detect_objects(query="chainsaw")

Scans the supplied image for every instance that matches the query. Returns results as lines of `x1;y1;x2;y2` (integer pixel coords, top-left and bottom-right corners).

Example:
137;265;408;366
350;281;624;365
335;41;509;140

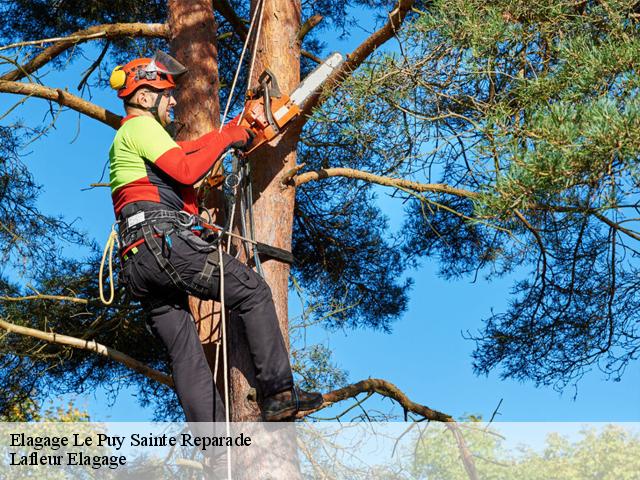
239;52;344;153
205;52;343;188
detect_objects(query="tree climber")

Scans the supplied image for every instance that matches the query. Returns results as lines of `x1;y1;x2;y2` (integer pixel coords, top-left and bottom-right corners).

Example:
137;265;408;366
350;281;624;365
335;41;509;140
108;51;322;422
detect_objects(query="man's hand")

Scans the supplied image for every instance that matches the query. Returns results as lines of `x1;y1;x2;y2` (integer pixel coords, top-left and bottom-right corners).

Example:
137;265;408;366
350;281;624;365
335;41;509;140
223;123;257;151
235;128;256;151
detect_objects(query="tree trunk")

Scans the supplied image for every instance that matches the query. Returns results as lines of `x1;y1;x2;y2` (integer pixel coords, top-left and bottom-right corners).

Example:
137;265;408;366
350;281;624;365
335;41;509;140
167;0;224;376
229;0;302;423
230;1;303;478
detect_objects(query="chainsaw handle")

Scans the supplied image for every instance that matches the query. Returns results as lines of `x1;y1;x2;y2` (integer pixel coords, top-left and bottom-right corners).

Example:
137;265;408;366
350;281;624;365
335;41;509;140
256;69;282;98
261;78;280;135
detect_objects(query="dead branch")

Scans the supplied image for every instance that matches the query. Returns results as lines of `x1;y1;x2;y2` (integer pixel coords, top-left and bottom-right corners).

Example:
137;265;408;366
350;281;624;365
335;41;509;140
0;80;121;129
77;40;111;91
308;378;452;422
1;23;169;82
285;167;477;199
0;318;173;387
446;424;480;480
301;378;479;480
300;0;418;117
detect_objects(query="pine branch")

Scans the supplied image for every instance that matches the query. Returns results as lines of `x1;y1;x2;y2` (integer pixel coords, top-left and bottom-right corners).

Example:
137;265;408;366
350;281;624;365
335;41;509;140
284;166;477;199
1;23;169;82
0;79;121;128
300;0;419;117
298;15;324;42
308;378;452;421
0;318;173;387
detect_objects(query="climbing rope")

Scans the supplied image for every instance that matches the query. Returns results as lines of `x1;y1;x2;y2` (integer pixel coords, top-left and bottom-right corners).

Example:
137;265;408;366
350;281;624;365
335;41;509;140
99;224;119;305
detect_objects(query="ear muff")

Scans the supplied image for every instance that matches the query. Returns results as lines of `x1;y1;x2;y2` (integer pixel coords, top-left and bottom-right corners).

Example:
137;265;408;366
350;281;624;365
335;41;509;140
109;66;127;90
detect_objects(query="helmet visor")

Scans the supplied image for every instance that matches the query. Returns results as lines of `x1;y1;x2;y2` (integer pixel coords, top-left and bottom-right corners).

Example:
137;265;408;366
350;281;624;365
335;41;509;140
146;50;188;76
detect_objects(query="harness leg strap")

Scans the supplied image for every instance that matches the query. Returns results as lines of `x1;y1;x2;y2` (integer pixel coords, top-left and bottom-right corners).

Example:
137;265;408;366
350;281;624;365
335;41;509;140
192;249;220;295
141;224;189;290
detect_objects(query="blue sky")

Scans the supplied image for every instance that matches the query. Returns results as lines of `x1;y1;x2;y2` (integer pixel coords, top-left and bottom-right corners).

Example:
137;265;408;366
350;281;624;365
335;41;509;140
2;15;639;423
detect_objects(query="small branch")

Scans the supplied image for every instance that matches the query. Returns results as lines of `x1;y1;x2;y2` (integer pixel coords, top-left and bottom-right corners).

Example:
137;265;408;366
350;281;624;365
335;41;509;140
1;294;88;304
1;23;169;82
289;167;477;199
0;32;107;51
213;0;248;38
486;398;503;427
0;318;173;387
592;211;640;242
300;0;418;118
280;162;307;187
446;424;480;480
0;80;121;129
77;41;110;91
302;50;323;64
298;15;324;42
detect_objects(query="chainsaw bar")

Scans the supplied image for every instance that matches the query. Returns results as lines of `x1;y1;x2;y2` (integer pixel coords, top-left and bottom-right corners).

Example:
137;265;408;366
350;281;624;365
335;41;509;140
288;52;344;108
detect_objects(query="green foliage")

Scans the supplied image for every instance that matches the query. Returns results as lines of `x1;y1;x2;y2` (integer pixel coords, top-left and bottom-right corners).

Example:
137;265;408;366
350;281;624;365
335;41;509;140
313;0;640;388
0;125;87;272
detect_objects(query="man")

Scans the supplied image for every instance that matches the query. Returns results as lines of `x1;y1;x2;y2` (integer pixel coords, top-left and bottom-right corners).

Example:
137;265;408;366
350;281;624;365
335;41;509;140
108;51;322;423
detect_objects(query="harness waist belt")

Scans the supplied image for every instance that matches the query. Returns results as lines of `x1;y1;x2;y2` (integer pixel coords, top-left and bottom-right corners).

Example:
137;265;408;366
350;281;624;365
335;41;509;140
118;209;197;247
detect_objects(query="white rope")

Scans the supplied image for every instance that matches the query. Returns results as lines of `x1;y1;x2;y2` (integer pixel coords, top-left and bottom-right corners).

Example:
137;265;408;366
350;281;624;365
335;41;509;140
237;0;267;123
217;241;232;480
215;5;268;479
219;0;266;129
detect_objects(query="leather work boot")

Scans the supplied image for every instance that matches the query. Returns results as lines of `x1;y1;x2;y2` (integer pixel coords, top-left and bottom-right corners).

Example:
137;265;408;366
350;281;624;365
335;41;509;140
262;386;324;421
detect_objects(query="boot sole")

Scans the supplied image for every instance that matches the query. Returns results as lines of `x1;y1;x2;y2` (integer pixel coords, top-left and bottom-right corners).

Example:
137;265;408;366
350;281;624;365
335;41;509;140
263;405;297;421
263;397;324;421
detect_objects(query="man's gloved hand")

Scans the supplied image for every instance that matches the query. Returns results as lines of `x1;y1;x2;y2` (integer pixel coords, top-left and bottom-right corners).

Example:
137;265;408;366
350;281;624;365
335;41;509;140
237;127;256;151
225;115;256;151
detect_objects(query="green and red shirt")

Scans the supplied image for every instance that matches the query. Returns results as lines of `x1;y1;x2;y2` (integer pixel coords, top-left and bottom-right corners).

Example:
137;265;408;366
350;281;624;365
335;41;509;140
109;115;247;217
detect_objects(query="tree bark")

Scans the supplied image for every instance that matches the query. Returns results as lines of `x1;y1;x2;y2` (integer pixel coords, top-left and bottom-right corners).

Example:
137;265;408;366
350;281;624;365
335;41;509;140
168;1;302;476
167;0;226;407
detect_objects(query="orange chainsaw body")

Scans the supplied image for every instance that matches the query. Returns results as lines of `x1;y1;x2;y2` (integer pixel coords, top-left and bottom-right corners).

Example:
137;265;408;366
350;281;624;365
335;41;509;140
239;94;301;153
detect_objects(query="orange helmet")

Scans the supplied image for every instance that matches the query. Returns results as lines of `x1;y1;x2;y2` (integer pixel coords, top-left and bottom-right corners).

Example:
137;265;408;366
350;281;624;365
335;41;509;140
110;51;187;98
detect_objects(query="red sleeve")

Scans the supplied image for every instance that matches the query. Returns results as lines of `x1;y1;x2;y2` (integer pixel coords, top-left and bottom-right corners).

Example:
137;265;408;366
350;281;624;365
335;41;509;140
176;131;217;154
154;125;250;185
176;120;245;154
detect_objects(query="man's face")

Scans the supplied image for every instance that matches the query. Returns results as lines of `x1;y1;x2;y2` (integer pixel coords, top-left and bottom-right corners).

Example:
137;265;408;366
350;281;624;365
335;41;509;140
155;90;176;127
135;88;176;126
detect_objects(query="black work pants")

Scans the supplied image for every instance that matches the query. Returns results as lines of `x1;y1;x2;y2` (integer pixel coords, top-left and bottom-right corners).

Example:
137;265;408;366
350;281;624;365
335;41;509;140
122;227;294;422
